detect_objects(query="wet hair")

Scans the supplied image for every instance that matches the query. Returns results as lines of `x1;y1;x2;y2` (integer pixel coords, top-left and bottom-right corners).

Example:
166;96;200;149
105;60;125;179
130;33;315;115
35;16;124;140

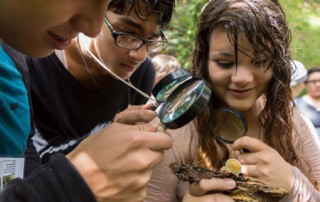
108;0;175;27
192;0;296;168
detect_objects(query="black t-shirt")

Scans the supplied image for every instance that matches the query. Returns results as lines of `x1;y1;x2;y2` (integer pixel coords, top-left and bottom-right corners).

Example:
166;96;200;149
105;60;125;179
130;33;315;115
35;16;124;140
27;53;155;157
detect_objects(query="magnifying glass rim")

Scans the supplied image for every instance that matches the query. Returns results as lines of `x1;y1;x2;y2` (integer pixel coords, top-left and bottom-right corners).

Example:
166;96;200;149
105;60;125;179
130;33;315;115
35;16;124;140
210;107;248;144
158;77;211;129
152;69;192;103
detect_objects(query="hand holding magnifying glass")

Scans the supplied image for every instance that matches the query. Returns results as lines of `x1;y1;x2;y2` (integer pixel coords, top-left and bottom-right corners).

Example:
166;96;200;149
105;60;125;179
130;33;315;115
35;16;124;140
86;47;212;132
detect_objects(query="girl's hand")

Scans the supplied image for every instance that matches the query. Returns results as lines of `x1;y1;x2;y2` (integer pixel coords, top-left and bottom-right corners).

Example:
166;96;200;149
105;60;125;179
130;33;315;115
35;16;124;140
183;178;235;202
233;136;293;190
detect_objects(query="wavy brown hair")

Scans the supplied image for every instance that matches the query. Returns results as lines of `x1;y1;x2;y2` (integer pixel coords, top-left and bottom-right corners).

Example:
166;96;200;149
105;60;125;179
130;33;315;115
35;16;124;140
191;0;297;169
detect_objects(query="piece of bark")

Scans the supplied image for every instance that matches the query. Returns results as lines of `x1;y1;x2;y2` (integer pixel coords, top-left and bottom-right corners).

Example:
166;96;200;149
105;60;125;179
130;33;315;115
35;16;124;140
170;162;290;202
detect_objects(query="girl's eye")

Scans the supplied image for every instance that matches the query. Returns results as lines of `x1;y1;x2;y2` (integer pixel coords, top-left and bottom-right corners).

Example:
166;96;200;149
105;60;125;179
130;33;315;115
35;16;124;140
216;61;234;68
252;58;270;67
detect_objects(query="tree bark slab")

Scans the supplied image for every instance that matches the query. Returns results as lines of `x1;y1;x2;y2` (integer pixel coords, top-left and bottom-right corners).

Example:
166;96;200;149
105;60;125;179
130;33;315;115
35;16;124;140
170;162;290;202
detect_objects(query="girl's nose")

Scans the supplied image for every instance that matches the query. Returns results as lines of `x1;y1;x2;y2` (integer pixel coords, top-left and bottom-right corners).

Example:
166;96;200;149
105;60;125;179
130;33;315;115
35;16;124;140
231;66;254;85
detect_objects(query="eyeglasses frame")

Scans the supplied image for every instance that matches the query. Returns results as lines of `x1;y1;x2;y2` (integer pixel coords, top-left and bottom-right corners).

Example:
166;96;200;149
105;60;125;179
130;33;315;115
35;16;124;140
104;16;168;53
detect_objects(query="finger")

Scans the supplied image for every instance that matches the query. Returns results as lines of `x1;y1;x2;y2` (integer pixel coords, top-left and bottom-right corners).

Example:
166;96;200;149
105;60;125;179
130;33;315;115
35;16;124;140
184;191;235;202
125;104;147;111
114;109;157;124
189;178;236;196
241;164;260;178
233;136;266;153
236;150;259;165
147;130;173;151
131;149;166;169
131;123;173;151
142;101;154;110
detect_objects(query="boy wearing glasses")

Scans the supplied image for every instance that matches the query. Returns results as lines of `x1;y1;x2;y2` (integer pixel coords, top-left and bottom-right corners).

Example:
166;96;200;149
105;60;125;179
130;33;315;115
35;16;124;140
1;0;175;201
295;67;320;137
26;0;174;159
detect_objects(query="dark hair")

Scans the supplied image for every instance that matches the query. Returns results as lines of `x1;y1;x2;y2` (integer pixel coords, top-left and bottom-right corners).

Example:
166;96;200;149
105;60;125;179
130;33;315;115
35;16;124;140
192;0;296;168
108;0;175;27
307;67;320;78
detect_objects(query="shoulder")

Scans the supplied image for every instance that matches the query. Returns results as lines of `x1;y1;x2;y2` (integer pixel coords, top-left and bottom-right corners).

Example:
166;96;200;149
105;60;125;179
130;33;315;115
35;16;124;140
291;107;320;148
0;41;28;76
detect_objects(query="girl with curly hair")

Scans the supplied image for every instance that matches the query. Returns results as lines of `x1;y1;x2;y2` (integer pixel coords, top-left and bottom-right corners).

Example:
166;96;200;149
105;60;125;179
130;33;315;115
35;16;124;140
146;0;320;201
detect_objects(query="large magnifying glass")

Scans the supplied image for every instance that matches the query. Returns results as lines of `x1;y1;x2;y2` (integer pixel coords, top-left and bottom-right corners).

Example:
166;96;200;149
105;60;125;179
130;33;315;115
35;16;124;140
209;107;248;144
155;76;211;130
85;48;211;131
152;69;192;103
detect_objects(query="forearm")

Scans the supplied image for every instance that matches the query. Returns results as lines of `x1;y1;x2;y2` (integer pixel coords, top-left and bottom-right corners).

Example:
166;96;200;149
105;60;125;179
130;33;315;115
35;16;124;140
281;166;320;201
33;122;109;161
0;153;96;202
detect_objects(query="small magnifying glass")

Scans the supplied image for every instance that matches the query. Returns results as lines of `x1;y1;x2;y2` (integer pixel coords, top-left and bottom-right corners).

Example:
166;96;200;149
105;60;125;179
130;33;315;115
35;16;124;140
210;107;250;168
209;107;248;144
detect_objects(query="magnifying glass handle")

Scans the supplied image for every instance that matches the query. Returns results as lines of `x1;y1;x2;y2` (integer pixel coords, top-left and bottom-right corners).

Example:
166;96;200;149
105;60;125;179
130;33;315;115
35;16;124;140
157;123;167;132
240;148;250;153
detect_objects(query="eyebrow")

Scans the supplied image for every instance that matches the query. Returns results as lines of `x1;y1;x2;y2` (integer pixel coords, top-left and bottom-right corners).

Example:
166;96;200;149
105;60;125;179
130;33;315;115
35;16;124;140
118;16;143;30
210;51;234;58
117;16;161;37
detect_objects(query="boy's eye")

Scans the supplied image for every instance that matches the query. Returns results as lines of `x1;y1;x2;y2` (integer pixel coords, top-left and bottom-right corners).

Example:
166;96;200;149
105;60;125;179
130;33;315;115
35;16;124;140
216;61;234;68
118;29;134;35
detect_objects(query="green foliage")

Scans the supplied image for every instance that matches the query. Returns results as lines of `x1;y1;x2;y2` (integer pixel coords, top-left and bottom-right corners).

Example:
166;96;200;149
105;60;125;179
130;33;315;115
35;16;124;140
163;0;320;70
282;0;320;68
163;0;208;69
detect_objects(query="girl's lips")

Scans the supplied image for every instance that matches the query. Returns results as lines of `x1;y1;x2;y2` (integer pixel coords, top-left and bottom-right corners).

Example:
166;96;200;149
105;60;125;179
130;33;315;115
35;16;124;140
48;31;73;50
229;88;253;98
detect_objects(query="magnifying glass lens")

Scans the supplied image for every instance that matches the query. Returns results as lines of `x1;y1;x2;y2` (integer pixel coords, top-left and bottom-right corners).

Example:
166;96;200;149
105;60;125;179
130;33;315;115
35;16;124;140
162;80;203;123
156;77;190;102
211;108;247;144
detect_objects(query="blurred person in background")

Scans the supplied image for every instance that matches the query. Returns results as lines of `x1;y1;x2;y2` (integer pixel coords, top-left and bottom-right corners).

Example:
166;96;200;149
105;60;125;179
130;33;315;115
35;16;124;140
295;67;320;137
152;53;182;85
290;59;307;98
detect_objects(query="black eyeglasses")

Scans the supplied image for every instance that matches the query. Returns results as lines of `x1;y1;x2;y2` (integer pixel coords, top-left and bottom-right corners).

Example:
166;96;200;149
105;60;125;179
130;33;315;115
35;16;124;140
104;17;168;53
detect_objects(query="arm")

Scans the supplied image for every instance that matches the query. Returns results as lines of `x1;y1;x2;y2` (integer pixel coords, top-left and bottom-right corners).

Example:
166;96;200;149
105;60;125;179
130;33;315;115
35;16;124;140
233;109;320;201
281;167;320;201
3;107;172;202
0;153;96;202
281;110;320;201
32;124;106;161
67;121;173;202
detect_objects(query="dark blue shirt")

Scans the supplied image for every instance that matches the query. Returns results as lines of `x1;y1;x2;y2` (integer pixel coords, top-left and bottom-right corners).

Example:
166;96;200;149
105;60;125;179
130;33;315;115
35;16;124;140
294;96;320;137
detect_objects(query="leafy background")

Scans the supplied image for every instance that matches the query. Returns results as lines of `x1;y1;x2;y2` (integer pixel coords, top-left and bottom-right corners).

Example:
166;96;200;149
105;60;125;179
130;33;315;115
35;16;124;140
160;0;320;70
